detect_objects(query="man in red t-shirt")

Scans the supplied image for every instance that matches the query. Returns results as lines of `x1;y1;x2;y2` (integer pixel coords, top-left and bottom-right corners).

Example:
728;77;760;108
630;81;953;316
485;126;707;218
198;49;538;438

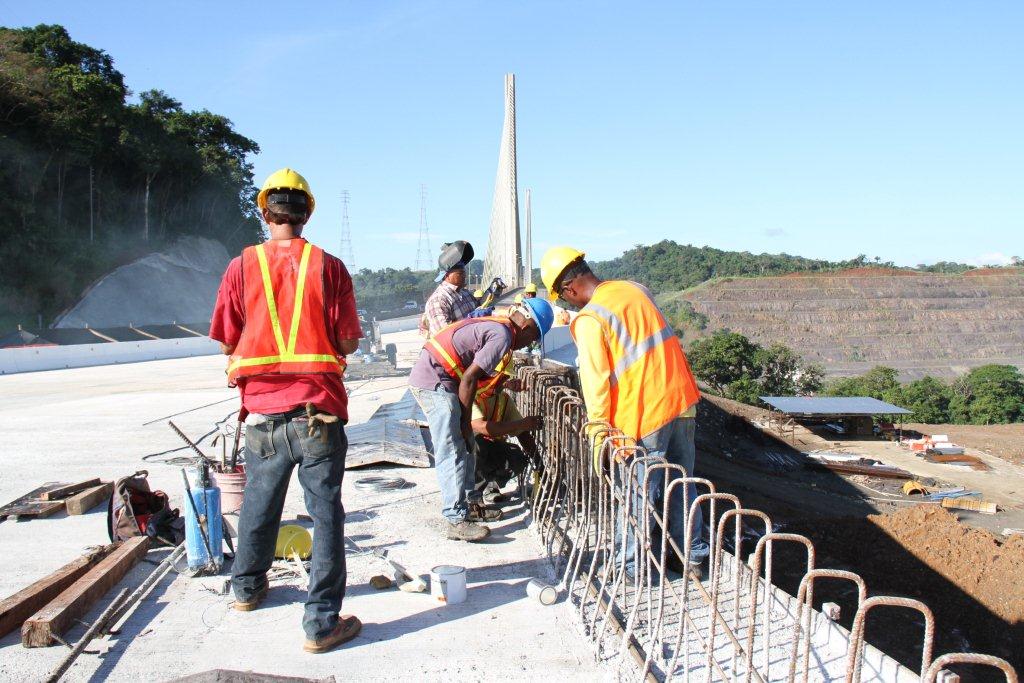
210;168;363;654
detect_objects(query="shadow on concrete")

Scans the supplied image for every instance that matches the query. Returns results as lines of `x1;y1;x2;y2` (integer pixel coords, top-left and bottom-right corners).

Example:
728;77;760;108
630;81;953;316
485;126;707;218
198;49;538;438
85;547;178;683
356;556;548;645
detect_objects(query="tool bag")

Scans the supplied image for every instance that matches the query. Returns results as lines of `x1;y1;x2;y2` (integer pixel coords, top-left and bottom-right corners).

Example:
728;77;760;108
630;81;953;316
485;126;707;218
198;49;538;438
107;470;184;546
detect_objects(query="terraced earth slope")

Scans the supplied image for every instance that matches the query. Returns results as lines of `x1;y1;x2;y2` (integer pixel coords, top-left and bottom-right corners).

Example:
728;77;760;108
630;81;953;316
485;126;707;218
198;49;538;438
676;268;1024;379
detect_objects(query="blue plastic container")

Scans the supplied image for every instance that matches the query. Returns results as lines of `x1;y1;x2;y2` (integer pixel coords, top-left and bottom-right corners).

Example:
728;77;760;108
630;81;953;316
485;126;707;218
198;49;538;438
183;468;223;571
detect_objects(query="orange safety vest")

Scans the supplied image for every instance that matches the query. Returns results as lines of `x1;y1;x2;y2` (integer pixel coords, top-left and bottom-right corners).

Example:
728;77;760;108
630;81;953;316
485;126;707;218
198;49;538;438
227;240;346;385
570;280;700;440
424;317;515;401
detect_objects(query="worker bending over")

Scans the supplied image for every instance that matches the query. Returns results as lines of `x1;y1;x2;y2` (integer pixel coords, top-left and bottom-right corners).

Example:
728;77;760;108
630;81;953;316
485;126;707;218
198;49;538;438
541;246;709;579
210;168;362;653
420;240;477;338
409;298;554;540
471;384;541;504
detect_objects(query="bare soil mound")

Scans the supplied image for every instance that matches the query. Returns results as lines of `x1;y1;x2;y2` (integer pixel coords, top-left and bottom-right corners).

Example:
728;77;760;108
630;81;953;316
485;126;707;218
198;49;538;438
769;506;1024;677
53;236;230;328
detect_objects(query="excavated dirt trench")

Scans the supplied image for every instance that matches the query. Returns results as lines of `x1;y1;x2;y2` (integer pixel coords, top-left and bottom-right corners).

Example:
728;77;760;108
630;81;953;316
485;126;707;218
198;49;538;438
692;397;1024;679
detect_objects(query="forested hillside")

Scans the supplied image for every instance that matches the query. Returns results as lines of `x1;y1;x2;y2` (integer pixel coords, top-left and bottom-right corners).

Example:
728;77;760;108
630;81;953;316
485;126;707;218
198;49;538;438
0;24;261;328
593;240;886;293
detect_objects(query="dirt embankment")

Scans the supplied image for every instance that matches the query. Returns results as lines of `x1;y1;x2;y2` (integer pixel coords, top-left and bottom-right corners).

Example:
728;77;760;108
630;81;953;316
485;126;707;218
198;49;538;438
904;422;1024;466
753;502;1024;677
695;395;1024;677
680;270;1024;381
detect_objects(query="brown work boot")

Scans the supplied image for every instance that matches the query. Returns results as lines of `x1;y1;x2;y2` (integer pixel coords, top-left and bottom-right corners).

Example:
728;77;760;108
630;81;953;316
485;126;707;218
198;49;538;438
667;555;709;582
232;584;268;612
445;520;491;541
467;503;503;522
303;615;362;653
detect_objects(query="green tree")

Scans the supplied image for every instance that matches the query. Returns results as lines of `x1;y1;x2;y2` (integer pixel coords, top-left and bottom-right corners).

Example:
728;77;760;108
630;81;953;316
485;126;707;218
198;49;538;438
950;365;1024;424
896;376;952;423
825;366;900;402
661;299;708;336
688;331;760;393
754;343;802;396
0;24;262;329
726;376;762;404
688;330;820;405
796;363;825;395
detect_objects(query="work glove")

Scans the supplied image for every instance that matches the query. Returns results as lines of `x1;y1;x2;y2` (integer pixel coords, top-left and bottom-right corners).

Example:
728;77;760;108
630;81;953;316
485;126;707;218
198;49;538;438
305;403;339;443
467;307;494;318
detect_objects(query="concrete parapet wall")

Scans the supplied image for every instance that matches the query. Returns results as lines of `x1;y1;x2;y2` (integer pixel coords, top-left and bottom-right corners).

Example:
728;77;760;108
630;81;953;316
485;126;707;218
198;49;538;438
375;314;421;335
0;336;219;374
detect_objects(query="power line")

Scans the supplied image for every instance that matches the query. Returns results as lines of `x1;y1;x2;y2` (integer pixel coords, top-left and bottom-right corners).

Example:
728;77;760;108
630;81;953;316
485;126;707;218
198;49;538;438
415;183;431;271
340;190;355;270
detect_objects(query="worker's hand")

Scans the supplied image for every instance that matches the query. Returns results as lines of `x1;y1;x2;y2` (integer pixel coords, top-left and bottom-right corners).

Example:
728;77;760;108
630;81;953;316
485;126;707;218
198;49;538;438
467;307;494;318
503;378;523;392
521;416;543;431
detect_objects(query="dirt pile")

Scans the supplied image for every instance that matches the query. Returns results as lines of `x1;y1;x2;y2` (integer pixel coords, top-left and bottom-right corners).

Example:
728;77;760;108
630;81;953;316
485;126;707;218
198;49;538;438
777;506;1024;676
53;236;230;329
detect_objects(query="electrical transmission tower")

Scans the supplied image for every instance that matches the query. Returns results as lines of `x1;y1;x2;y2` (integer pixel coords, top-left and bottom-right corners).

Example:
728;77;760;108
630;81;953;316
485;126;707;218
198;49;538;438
414;184;431;271
339;190;355;270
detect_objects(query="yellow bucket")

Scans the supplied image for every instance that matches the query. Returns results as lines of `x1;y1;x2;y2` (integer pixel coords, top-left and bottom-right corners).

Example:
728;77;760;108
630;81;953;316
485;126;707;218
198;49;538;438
275;524;312;560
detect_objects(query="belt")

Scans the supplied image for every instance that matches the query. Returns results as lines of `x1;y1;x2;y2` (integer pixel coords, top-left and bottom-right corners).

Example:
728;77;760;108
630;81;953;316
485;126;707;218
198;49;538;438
262;406;308;421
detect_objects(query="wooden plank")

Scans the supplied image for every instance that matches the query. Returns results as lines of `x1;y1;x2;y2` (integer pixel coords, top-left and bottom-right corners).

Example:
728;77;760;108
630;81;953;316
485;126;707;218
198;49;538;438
942;497;998;515
21;536;150;647
64;482;113;516
41;478;102;501
7;500;66;520
0;484;65;519
0;545;116;639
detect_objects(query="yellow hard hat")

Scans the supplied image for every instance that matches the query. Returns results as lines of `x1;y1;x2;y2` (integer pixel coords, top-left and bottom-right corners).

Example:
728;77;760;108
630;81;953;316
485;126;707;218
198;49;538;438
540;246;585;300
257;168;315;215
514;294;523;305
275;524;312;560
473;289;484;298
524;282;538;294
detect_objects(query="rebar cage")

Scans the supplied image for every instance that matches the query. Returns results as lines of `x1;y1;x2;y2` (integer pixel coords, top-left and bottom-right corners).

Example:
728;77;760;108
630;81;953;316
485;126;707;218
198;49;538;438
512;359;1017;683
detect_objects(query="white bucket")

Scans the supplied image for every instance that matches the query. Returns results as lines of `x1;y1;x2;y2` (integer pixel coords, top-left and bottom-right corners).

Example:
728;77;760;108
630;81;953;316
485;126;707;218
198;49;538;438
430;565;467;605
526;578;558;605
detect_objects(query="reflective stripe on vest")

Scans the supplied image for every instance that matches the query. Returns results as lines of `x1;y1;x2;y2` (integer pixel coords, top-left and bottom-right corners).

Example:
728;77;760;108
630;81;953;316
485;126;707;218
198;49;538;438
582;301;675;387
572;280;700;440
227;242;345;380
423;317;514;400
488;391;509;421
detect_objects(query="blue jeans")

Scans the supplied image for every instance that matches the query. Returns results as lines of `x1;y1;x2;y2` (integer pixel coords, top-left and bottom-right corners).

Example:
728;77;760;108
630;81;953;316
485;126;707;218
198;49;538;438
411;386;478;523
619;416;709;575
231;410;347;640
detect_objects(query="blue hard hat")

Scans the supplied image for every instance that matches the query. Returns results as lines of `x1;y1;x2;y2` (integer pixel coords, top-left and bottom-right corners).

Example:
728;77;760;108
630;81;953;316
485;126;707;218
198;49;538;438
521;297;554;337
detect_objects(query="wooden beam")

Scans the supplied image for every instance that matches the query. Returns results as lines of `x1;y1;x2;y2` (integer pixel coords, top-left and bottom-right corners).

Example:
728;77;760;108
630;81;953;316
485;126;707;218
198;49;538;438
41;478;102;501
64;483;113;516
0;545;116;639
22;537;150;647
0;484;66;520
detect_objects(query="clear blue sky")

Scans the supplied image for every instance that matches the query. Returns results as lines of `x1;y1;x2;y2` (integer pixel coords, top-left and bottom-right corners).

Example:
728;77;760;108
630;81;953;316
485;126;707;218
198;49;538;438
5;1;1022;270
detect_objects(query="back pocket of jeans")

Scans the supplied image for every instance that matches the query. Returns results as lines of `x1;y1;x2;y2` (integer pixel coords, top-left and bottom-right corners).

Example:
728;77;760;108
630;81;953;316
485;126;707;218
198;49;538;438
295;420;343;461
246;422;276;460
